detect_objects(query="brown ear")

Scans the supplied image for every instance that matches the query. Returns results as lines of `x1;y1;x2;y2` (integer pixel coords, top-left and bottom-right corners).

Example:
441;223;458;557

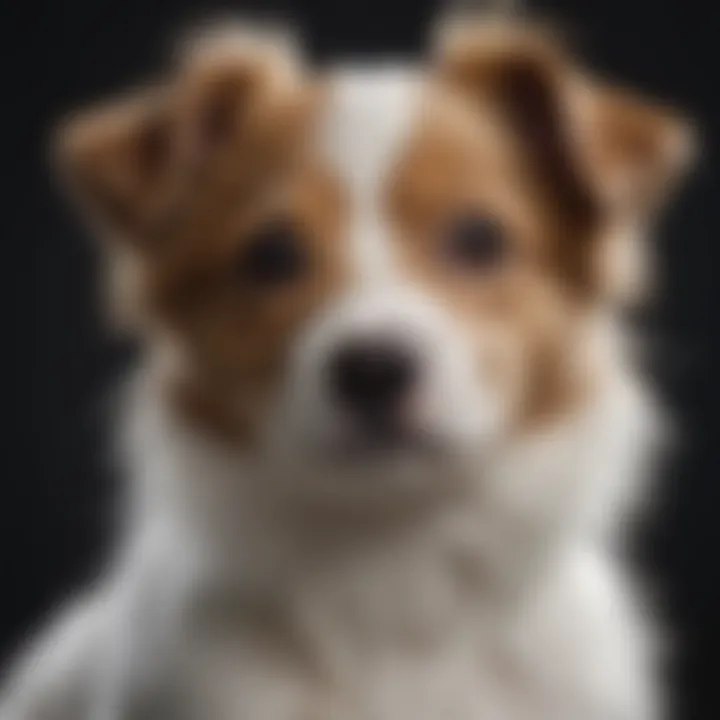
54;25;306;245
435;19;696;222
54;88;180;242
171;23;315;204
176;24;302;153
572;82;696;217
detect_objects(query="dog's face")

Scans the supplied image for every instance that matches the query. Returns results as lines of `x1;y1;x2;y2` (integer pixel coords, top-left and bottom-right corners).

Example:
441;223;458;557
57;22;693;496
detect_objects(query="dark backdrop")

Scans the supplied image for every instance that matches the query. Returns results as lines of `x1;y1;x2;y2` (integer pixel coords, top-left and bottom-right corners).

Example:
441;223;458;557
6;1;719;719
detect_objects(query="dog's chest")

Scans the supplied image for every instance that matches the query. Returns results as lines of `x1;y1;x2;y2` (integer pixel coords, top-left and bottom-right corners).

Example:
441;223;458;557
150;539;649;720
187;612;516;720
155;516;646;720
181;551;539;720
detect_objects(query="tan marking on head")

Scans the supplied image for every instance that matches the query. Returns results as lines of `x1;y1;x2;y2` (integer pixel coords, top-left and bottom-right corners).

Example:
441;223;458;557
55;28;346;443
434;17;696;298
144;157;347;440
384;18;696;431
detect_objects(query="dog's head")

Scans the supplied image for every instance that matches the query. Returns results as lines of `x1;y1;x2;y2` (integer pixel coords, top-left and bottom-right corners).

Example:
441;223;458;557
55;20;694;500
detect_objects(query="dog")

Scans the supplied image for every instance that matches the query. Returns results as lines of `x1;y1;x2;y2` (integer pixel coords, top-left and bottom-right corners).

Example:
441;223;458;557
0;15;695;720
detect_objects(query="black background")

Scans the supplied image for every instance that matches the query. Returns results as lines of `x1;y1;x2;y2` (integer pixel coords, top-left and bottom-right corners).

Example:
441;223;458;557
5;1;719;719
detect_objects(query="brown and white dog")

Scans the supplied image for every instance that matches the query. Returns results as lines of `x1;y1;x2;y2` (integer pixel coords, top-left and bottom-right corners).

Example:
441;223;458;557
1;16;695;720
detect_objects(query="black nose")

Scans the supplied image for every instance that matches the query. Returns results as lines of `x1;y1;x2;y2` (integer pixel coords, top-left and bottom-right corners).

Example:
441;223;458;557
328;340;417;422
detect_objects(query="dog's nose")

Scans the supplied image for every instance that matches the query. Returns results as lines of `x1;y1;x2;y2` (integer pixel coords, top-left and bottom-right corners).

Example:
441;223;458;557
328;340;417;422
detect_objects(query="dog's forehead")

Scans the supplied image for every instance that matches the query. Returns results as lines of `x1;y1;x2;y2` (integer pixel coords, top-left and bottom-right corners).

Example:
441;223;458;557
316;65;424;281
319;65;423;195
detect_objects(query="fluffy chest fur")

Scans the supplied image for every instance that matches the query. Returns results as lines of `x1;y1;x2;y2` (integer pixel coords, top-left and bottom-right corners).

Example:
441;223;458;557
175;552;652;720
118;518;655;720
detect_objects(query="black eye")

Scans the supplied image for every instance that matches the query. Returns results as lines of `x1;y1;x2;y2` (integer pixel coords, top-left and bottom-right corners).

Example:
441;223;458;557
443;215;507;270
238;220;307;286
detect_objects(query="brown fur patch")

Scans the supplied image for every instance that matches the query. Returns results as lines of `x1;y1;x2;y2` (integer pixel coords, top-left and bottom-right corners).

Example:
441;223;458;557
56;33;345;442
379;18;695;429
386;84;594;430
435;18;695;299
150;158;348;441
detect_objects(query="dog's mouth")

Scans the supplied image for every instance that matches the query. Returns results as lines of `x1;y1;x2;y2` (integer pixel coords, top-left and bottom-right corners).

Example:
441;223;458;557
264;413;474;503
322;421;448;466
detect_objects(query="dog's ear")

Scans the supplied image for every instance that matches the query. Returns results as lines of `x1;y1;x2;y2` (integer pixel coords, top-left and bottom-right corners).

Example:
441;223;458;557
54;88;179;244
174;25;309;182
434;18;696;299
53;25;306;248
571;81;696;217
435;19;696;224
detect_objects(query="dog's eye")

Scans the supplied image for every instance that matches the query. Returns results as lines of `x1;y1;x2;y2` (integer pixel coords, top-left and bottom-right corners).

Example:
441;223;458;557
443;215;507;270
237;220;307;286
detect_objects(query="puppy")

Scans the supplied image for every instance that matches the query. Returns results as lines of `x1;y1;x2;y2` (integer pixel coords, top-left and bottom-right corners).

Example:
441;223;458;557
1;17;695;720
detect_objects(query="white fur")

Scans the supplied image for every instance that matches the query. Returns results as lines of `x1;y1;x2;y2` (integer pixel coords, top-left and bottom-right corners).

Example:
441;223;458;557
320;65;421;283
1;67;665;720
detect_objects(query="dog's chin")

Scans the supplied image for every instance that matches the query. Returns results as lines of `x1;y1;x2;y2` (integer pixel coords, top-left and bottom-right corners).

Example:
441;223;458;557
263;423;485;508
